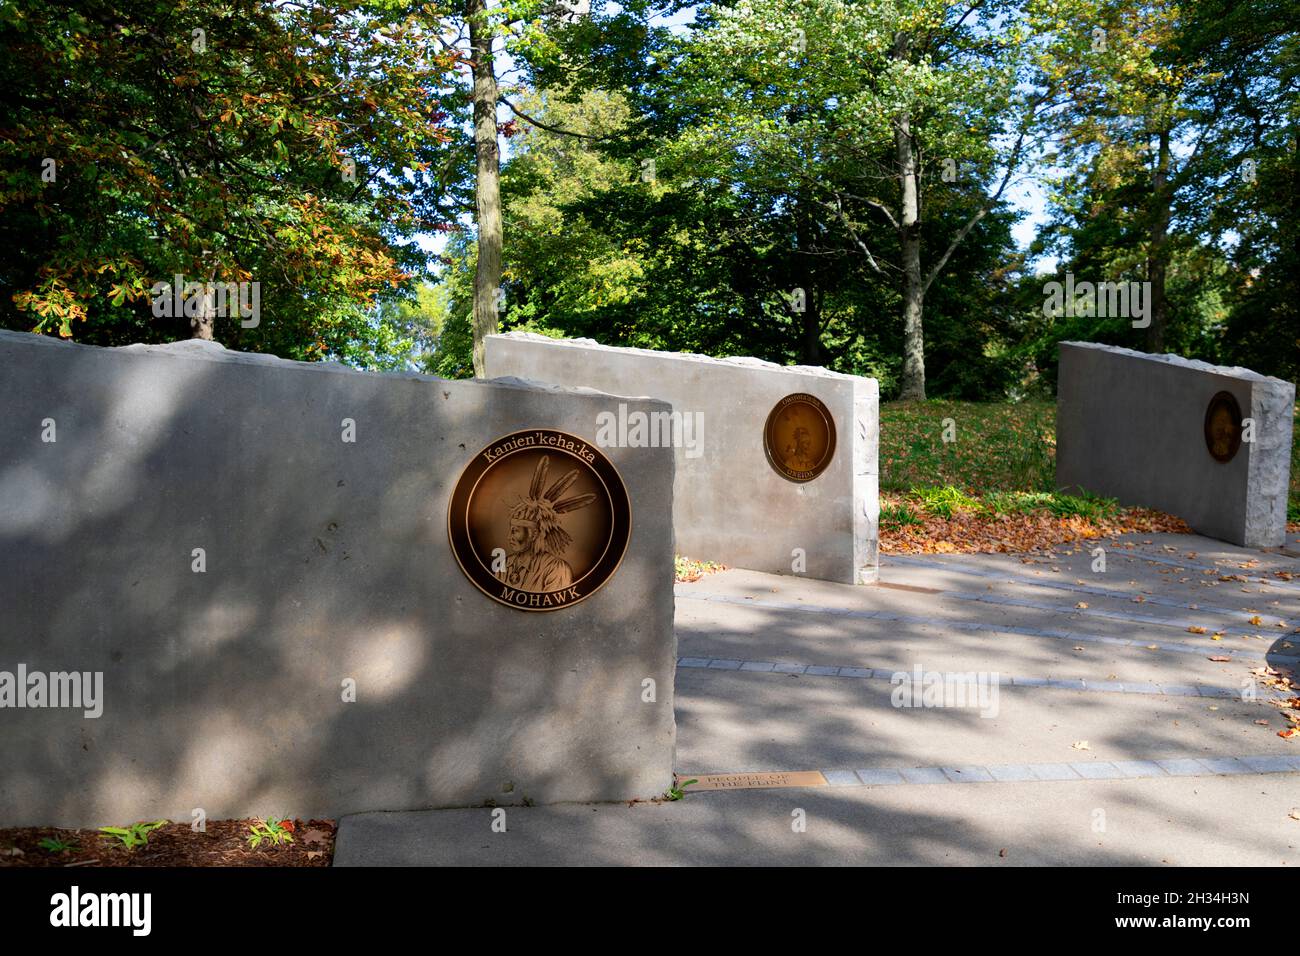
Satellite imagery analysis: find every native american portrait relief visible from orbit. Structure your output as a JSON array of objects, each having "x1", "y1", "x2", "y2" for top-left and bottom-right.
[
  {"x1": 448, "y1": 429, "x2": 631, "y2": 611},
  {"x1": 782, "y1": 425, "x2": 818, "y2": 473},
  {"x1": 764, "y1": 393, "x2": 836, "y2": 483},
  {"x1": 1203, "y1": 391, "x2": 1243, "y2": 463},
  {"x1": 500, "y1": 456, "x2": 596, "y2": 592}
]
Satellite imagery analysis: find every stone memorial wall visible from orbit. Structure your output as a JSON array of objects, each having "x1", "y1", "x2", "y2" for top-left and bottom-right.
[
  {"x1": 0, "y1": 330, "x2": 676, "y2": 827},
  {"x1": 1057, "y1": 341, "x2": 1295, "y2": 547},
  {"x1": 486, "y1": 332, "x2": 879, "y2": 585}
]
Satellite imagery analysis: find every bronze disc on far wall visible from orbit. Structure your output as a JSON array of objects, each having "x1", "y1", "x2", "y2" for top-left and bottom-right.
[
  {"x1": 1203, "y1": 391, "x2": 1244, "y2": 463},
  {"x1": 763, "y1": 393, "x2": 837, "y2": 482},
  {"x1": 448, "y1": 429, "x2": 631, "y2": 611}
]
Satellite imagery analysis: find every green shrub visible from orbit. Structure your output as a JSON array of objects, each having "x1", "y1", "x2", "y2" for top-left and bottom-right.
[{"x1": 910, "y1": 486, "x2": 983, "y2": 519}]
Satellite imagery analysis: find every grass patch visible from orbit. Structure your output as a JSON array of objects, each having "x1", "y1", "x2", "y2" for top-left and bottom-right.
[
  {"x1": 886, "y1": 485, "x2": 1118, "y2": 524},
  {"x1": 909, "y1": 485, "x2": 983, "y2": 519},
  {"x1": 983, "y1": 490, "x2": 1055, "y2": 515},
  {"x1": 881, "y1": 400, "x2": 1056, "y2": 495},
  {"x1": 883, "y1": 399, "x2": 1300, "y2": 525},
  {"x1": 879, "y1": 501, "x2": 924, "y2": 529},
  {"x1": 1044, "y1": 490, "x2": 1120, "y2": 522}
]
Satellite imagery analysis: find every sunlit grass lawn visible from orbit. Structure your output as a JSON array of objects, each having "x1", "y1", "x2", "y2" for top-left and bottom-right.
[
  {"x1": 880, "y1": 399, "x2": 1300, "y2": 527},
  {"x1": 881, "y1": 400, "x2": 1057, "y2": 495}
]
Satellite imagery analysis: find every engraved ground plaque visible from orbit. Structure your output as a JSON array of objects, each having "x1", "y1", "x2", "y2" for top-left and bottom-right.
[{"x1": 449, "y1": 429, "x2": 631, "y2": 610}]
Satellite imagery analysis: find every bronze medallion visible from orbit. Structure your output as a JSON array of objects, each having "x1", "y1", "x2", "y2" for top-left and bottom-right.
[
  {"x1": 763, "y1": 392, "x2": 837, "y2": 482},
  {"x1": 1204, "y1": 391, "x2": 1243, "y2": 463},
  {"x1": 448, "y1": 429, "x2": 631, "y2": 611}
]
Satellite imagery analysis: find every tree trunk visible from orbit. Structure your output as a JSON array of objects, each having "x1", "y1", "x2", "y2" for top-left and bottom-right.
[
  {"x1": 893, "y1": 34, "x2": 925, "y2": 400},
  {"x1": 801, "y1": 285, "x2": 821, "y2": 365},
  {"x1": 795, "y1": 187, "x2": 821, "y2": 365},
  {"x1": 1146, "y1": 125, "x2": 1171, "y2": 353},
  {"x1": 190, "y1": 265, "x2": 217, "y2": 341},
  {"x1": 469, "y1": 0, "x2": 502, "y2": 378},
  {"x1": 895, "y1": 125, "x2": 925, "y2": 397}
]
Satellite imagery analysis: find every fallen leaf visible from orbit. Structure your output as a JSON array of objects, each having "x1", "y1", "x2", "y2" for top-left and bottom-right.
[
  {"x1": 1255, "y1": 720, "x2": 1270, "y2": 726},
  {"x1": 1208, "y1": 656, "x2": 1232, "y2": 662},
  {"x1": 301, "y1": 828, "x2": 329, "y2": 845},
  {"x1": 1187, "y1": 626, "x2": 1207, "y2": 634},
  {"x1": 1076, "y1": 602, "x2": 1089, "y2": 609},
  {"x1": 1249, "y1": 615, "x2": 1263, "y2": 626},
  {"x1": 1071, "y1": 740, "x2": 1090, "y2": 750}
]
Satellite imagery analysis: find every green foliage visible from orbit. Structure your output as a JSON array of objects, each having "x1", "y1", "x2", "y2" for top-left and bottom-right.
[
  {"x1": 881, "y1": 400, "x2": 1057, "y2": 494},
  {"x1": 880, "y1": 502, "x2": 924, "y2": 529},
  {"x1": 894, "y1": 485, "x2": 1118, "y2": 521},
  {"x1": 99, "y1": 820, "x2": 169, "y2": 850},
  {"x1": 0, "y1": 0, "x2": 465, "y2": 361},
  {"x1": 1045, "y1": 491, "x2": 1120, "y2": 522},
  {"x1": 247, "y1": 817, "x2": 295, "y2": 849},
  {"x1": 0, "y1": 0, "x2": 1293, "y2": 401},
  {"x1": 884, "y1": 399, "x2": 1300, "y2": 522},
  {"x1": 38, "y1": 837, "x2": 79, "y2": 854},
  {"x1": 664, "y1": 778, "x2": 697, "y2": 801},
  {"x1": 909, "y1": 486, "x2": 984, "y2": 519}
]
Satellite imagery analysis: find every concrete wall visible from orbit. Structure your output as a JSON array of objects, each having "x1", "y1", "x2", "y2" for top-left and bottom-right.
[
  {"x1": 0, "y1": 330, "x2": 676, "y2": 827},
  {"x1": 486, "y1": 333, "x2": 879, "y2": 585},
  {"x1": 1057, "y1": 342, "x2": 1295, "y2": 547}
]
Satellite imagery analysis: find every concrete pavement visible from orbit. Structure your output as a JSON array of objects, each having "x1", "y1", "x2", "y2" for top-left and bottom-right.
[{"x1": 336, "y1": 532, "x2": 1300, "y2": 866}]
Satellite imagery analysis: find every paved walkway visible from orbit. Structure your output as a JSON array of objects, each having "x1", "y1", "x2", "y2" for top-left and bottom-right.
[{"x1": 337, "y1": 532, "x2": 1300, "y2": 865}]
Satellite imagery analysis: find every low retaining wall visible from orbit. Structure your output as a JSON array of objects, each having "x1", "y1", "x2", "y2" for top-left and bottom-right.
[
  {"x1": 1056, "y1": 342, "x2": 1295, "y2": 547},
  {"x1": 486, "y1": 332, "x2": 879, "y2": 584},
  {"x1": 0, "y1": 330, "x2": 676, "y2": 827}
]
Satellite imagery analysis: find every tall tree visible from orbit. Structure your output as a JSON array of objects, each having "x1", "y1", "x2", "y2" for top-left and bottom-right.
[
  {"x1": 467, "y1": 0, "x2": 504, "y2": 376},
  {"x1": 1030, "y1": 0, "x2": 1242, "y2": 352},
  {"x1": 0, "y1": 0, "x2": 462, "y2": 358},
  {"x1": 659, "y1": 0, "x2": 1048, "y2": 397}
]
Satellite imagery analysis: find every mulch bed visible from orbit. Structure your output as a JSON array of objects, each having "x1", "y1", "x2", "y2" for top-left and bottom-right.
[
  {"x1": 0, "y1": 819, "x2": 335, "y2": 867},
  {"x1": 881, "y1": 506, "x2": 1193, "y2": 555}
]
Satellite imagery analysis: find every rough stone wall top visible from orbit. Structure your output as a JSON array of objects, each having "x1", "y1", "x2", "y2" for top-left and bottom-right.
[
  {"x1": 1059, "y1": 340, "x2": 1293, "y2": 386},
  {"x1": 497, "y1": 331, "x2": 867, "y2": 384},
  {"x1": 5, "y1": 330, "x2": 668, "y2": 406}
]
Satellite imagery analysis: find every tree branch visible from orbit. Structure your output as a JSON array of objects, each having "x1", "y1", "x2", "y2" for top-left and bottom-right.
[{"x1": 500, "y1": 97, "x2": 606, "y2": 140}]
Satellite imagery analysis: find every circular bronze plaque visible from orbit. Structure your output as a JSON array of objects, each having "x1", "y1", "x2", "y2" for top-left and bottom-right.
[
  {"x1": 763, "y1": 393, "x2": 837, "y2": 482},
  {"x1": 1204, "y1": 391, "x2": 1243, "y2": 463},
  {"x1": 448, "y1": 429, "x2": 631, "y2": 611}
]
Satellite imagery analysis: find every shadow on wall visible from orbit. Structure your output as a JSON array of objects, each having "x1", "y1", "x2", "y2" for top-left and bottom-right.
[{"x1": 0, "y1": 335, "x2": 675, "y2": 827}]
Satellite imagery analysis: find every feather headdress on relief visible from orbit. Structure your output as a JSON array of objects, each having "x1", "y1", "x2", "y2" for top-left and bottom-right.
[{"x1": 509, "y1": 456, "x2": 597, "y2": 556}]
